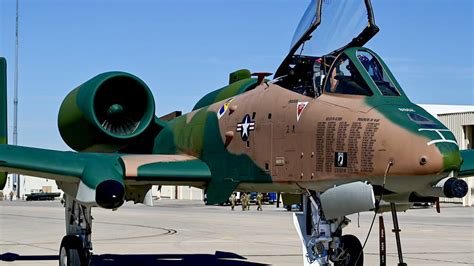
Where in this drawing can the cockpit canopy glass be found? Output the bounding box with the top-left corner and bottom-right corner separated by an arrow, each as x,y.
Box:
296,0 -> 370,56
356,50 -> 400,96
275,0 -> 378,79
325,54 -> 373,96
290,0 -> 318,49
273,1 -> 405,99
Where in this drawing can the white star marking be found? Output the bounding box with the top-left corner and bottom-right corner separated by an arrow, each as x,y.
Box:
236,115 -> 255,140
241,117 -> 251,139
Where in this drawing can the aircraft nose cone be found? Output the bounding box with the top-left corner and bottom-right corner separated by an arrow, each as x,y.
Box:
414,142 -> 461,177
437,143 -> 463,173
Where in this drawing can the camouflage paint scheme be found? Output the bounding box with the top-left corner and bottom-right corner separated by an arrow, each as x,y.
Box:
0,2 -> 471,263
0,47 -> 471,207
151,47 -> 464,204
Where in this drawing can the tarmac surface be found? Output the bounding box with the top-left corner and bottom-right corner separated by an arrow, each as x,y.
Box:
0,199 -> 473,266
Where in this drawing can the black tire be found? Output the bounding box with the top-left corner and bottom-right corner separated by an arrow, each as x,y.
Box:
59,235 -> 89,266
334,234 -> 363,266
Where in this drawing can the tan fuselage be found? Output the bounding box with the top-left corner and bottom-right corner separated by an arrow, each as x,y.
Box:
208,83 -> 446,198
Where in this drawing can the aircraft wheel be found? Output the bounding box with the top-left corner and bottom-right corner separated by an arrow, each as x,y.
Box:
59,235 -> 88,266
334,234 -> 363,266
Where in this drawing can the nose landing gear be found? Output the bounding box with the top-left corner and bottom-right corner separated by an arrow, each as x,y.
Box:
293,190 -> 363,266
334,234 -> 363,266
293,187 -> 412,266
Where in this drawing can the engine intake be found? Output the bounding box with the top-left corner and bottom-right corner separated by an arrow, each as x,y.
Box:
58,72 -> 155,152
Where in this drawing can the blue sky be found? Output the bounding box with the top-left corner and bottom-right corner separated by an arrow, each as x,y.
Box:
1,0 -> 473,150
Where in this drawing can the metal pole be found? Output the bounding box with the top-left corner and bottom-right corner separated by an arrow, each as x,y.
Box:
379,216 -> 386,266
390,203 -> 407,266
14,0 -> 20,199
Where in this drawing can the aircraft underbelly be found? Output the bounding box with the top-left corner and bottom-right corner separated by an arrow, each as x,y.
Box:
236,182 -> 301,193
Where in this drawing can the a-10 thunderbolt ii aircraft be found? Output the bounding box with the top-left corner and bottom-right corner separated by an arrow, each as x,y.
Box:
0,0 -> 473,265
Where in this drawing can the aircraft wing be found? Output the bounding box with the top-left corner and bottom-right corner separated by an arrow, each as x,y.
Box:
120,154 -> 211,183
459,149 -> 474,177
0,144 -> 211,208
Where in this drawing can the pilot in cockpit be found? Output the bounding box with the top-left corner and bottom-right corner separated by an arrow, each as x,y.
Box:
325,56 -> 370,96
328,64 -> 339,93
346,61 -> 366,89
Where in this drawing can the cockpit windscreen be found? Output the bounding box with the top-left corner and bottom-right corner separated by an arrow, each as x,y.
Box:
325,54 -> 373,96
356,50 -> 400,96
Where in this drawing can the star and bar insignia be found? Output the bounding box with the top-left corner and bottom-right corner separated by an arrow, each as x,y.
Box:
236,114 -> 255,141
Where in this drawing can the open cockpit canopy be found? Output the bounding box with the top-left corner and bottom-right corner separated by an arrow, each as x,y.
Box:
275,0 -> 378,79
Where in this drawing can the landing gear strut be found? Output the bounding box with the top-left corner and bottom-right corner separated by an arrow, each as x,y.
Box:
59,194 -> 93,266
293,190 -> 363,266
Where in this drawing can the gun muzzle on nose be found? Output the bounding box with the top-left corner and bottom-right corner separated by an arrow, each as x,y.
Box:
426,177 -> 469,198
420,177 -> 469,198
442,178 -> 468,198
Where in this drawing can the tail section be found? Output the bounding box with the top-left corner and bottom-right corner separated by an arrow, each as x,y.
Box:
0,57 -> 7,189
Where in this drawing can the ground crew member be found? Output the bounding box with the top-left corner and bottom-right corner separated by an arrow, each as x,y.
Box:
9,191 -> 14,201
241,193 -> 247,211
230,193 -> 236,211
257,192 -> 263,211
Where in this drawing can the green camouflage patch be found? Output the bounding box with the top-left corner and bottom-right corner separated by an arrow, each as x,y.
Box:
193,78 -> 257,110
136,159 -> 210,181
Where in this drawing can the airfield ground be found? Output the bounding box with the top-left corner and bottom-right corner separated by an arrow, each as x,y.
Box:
0,199 -> 472,266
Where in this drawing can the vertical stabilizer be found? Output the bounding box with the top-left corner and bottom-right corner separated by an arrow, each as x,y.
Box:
0,57 -> 7,189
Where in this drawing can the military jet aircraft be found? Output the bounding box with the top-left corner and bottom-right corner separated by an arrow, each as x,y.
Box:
0,0 -> 473,265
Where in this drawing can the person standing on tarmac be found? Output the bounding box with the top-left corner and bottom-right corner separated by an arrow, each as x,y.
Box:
230,193 -> 236,211
241,193 -> 247,211
257,193 -> 263,211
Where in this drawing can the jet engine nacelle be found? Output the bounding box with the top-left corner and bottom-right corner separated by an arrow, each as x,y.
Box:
320,182 -> 376,220
58,72 -> 155,152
